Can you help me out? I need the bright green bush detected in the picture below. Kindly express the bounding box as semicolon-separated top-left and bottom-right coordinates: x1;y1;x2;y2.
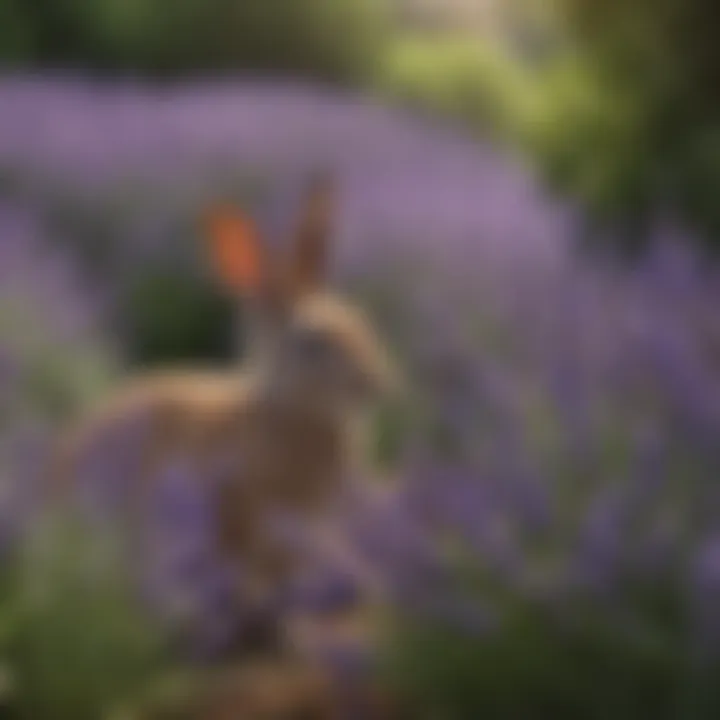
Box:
379;26;720;252
380;36;537;140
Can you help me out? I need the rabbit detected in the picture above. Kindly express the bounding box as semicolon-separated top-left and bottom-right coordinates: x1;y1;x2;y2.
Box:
49;175;401;636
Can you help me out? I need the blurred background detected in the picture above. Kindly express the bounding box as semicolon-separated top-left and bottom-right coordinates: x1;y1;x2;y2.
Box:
3;0;720;717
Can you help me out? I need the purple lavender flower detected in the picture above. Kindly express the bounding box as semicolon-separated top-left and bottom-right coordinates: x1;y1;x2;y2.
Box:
285;564;363;616
5;76;720;693
72;409;152;520
140;458;247;656
569;486;628;594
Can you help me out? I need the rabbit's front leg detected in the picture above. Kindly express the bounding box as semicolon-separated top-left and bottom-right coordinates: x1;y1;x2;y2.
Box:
214;511;300;657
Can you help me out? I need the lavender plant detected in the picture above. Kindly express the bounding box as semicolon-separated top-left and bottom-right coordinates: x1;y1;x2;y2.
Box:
0;201;115;427
361;234;720;719
2;77;720;718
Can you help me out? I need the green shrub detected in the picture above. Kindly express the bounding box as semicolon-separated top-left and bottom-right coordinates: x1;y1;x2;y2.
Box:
125;267;238;367
379;589;694;720
0;517;167;720
379;36;537;140
379;34;685;252
0;209;116;428
1;0;391;84
380;21;720;252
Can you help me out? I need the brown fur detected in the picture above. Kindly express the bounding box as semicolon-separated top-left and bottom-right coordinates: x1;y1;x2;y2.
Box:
52;369;342;579
49;178;400;610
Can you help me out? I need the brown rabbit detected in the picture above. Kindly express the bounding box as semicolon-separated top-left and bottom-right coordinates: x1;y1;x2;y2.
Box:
50;176;400;630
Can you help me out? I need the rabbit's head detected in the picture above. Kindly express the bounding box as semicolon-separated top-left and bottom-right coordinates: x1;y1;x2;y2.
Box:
205;176;400;419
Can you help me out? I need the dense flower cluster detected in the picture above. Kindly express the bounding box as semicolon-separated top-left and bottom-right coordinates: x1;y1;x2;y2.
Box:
2;76;720;716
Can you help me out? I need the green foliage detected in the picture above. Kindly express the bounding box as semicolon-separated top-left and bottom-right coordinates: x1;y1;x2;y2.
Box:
126;268;237;367
379;592;694;720
0;284;115;428
0;0;390;84
0;516;168;720
379;35;655;241
0;0;35;62
382;0;720;252
380;36;537;141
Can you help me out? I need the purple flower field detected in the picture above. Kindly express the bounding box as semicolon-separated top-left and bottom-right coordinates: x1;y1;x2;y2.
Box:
2;76;720;718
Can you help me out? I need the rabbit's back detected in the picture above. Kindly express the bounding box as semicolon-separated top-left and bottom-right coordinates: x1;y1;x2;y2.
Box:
52;368;348;579
107;369;349;508
54;370;252;479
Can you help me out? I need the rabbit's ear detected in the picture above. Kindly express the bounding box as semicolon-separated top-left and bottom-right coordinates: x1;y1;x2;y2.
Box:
204;204;267;295
204;204;295;330
289;173;336;293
